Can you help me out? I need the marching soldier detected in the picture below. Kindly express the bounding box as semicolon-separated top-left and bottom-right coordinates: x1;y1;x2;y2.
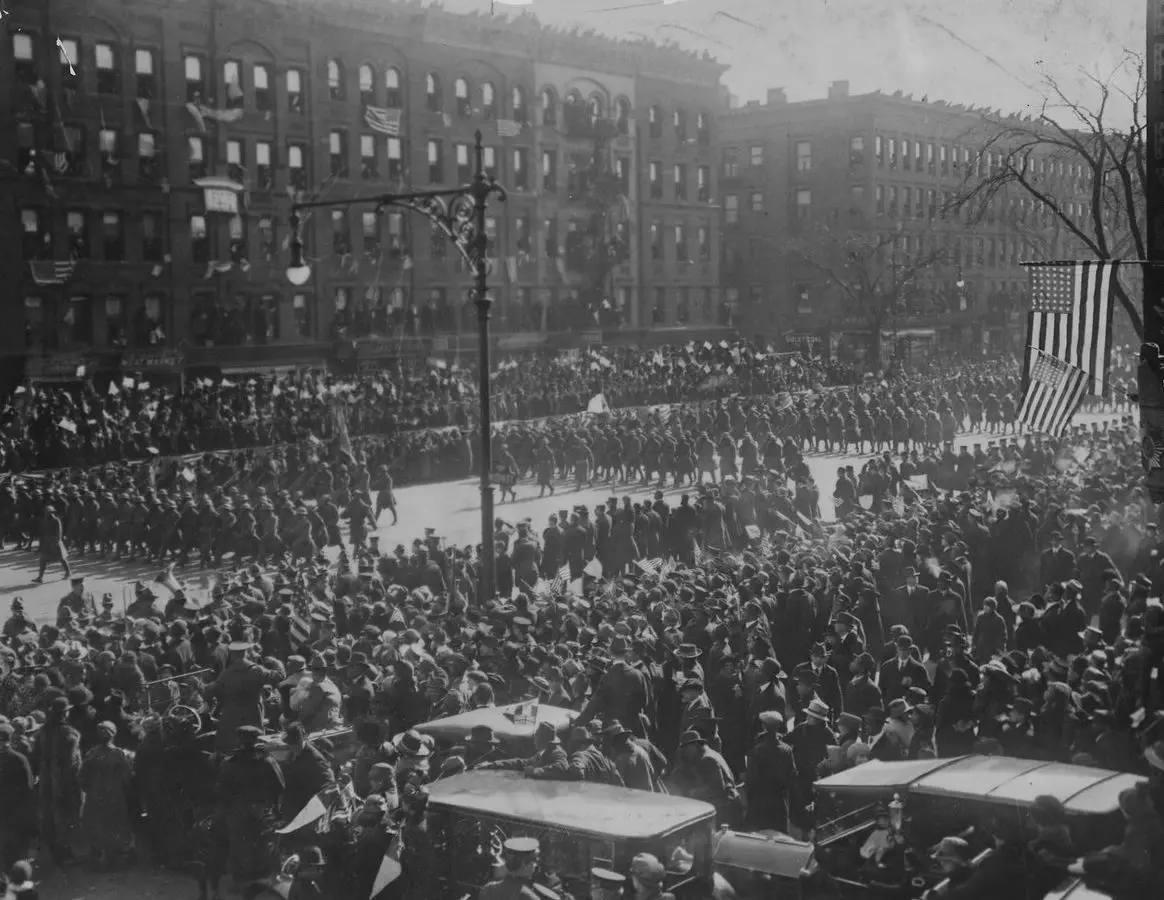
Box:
34;501;71;583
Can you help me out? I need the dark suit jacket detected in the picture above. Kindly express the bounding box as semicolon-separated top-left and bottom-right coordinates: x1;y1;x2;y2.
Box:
878;656;931;703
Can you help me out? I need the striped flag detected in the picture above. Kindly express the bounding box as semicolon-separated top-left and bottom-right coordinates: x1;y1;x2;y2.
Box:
496;118;521;138
29;260;77;285
549;563;570;594
364;105;401;136
1017;350;1088;437
636;557;663;577
1022;261;1118;397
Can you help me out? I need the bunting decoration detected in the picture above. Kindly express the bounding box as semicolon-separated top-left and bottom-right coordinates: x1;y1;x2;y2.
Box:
29;260;77;285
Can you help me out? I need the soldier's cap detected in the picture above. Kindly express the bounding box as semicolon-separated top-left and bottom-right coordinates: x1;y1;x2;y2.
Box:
227;641;251;652
237;725;262;742
70;576;85;585
503;837;540;855
591;868;627;886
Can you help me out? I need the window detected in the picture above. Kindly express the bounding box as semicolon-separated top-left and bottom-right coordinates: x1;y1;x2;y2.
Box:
511;85;528;124
134;49;156;99
58;38;79;87
915;187;924;218
939;144;948;175
454;77;471;117
484;216;497;255
362;210;380;253
888;137;897;170
649;105;662;139
386;213;406;257
190;214;208;262
514;215;530;253
542;149;557;191
257;216;276;260
387;137;402;180
327;59;345;101
255;141;273;189
483;146;497;179
926;142;934;173
649;161;662;199
60;125;85;176
359;64;375;106
543;217;558;258
888;185;898;217
100;212;124;260
253;64;271;111
541;87;557;125
674;164;687;201
287;68;305;114
750;144;764;167
329;130;348;177
901;138;912;171
360;134;378;179
427;139;443;183
849;184;866;211
456;143;471;184
650;220;662;260
188;135;206;179
67;211;88;259
927;188;936;219
750;191;763;213
331;209;351;254
426;73;443;113
674;224;688;261
223;60;243;108
141;212;162;261
513;148;528;190
697;110;710;143
185;55;205;102
13;33;37;85
385;68;402;107
902;187;912;219
875;135;884;167
698;225;711;261
96;130;119;183
673;108;687;141
17;123;36;173
697;165;710;202
95;43;119;94
615;98;631;135
796;284;812;315
795;141;812;172
288;143;307;189
723;148;739;178
795;189;811;224
482;82;496;119
850;136;864;167
725;194;739;225
22;209;49;259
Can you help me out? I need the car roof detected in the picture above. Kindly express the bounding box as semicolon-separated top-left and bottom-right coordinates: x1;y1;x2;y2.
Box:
1044;878;1113;900
415;703;576;744
428;770;716;840
816;755;1145;814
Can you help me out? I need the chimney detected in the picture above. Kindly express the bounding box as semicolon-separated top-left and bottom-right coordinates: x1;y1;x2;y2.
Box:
766;87;787;105
828;80;850;99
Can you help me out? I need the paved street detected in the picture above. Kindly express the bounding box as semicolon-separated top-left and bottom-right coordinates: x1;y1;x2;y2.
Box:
0;408;1129;627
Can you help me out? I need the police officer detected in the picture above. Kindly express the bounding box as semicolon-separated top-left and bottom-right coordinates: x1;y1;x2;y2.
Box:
590;868;627;900
480;837;541;900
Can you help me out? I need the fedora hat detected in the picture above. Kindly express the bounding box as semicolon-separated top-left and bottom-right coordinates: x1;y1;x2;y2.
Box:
393;729;430;758
678;728;708;747
467;725;500;746
674;643;702;659
886;698;912;719
804;699;830;722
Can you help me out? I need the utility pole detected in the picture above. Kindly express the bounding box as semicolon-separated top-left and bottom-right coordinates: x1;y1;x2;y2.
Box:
1143;0;1164;501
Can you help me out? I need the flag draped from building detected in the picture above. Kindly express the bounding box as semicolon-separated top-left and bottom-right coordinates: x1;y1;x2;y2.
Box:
1017;349;1088;437
496;118;521;138
29;261;76;285
364;105;401;136
1021;261;1118;397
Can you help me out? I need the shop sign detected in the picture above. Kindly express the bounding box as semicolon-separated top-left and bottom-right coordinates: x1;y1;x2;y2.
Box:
121;349;185;371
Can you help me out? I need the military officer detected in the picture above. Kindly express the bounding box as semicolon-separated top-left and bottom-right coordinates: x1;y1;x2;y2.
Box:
479;837;542;900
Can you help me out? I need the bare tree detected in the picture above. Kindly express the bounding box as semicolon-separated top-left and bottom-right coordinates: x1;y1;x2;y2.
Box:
790;223;951;362
950;53;1145;337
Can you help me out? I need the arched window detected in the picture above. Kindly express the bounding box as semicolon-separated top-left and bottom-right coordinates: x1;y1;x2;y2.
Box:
649;104;662;138
426;72;442;112
615;98;631;135
358;64;375;105
327;59;345;101
673;107;687;140
481;82;496;120
454;77;471;117
512;86;528;124
587;94;604;124
385;67;402;107
541;87;557;126
696;110;710;142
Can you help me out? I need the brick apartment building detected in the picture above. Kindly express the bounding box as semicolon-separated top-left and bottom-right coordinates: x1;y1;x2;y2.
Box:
0;0;727;380
718;82;1101;360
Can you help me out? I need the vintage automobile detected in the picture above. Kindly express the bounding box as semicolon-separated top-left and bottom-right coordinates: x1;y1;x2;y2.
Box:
415;701;577;757
711;828;815;899
809;755;1147;898
426;770;717;898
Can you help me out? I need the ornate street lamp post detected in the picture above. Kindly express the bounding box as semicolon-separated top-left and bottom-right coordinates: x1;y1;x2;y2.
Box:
286;130;506;602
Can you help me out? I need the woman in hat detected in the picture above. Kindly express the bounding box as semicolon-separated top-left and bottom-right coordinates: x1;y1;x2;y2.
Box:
79;719;135;868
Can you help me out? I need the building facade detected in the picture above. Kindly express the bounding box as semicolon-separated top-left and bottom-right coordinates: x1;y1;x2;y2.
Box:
0;0;726;377
718;83;1098;358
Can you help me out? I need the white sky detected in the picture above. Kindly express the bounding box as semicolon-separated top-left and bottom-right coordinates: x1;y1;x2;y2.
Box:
436;0;1143;119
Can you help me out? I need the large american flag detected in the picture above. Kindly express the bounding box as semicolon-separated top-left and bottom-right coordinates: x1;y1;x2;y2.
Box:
1022;261;1118;397
29;260;77;285
364;105;401;136
1017;349;1089;437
